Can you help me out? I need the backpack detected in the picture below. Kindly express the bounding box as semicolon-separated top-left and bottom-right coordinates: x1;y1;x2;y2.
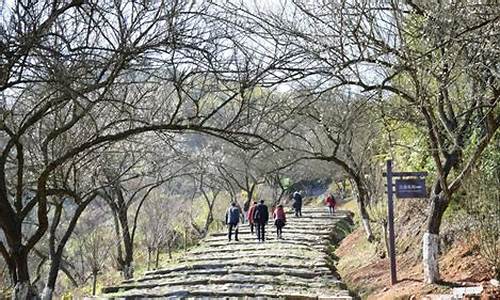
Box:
293;192;302;202
227;207;240;224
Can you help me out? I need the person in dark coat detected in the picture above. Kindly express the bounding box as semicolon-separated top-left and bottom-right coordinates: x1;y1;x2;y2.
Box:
243;200;250;224
292;191;303;217
253;200;269;242
247;201;257;234
273;204;286;239
225;202;240;241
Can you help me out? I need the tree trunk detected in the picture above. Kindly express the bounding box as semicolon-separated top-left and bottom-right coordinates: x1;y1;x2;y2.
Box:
201;191;220;236
382;220;389;258
360;217;373;242
203;211;213;235
111;211;124;270
9;263;16;286
118;209;134;280
167;242;172;260
350;178;374;242
2;224;37;299
183;228;188;252
41;256;62;300
147;248;152;271
12;281;39;300
0;251;17;286
43;196;93;296
12;248;39;300
92;271;98;296
341;179;348;200
244;184;256;211
121;262;134;280
422;192;449;283
156;248;161;269
273;187;286;207
423;232;440;284
40;287;52;300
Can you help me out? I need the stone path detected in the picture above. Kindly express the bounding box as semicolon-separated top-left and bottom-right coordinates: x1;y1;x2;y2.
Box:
100;207;353;299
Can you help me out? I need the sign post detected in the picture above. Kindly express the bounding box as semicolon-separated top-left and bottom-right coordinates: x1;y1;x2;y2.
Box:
386;160;397;285
383;159;427;286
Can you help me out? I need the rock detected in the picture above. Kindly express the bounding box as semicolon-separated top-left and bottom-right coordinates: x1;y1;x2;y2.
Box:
453;286;483;297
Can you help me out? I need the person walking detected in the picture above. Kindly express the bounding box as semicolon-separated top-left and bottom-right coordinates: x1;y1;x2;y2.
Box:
235;201;244;225
242;200;250;224
273;204;286;239
225;202;240;242
292;191;303;217
253;200;269;242
325;192;336;215
247;201;257;234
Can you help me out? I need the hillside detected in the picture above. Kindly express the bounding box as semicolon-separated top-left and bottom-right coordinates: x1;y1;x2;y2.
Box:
335;200;500;299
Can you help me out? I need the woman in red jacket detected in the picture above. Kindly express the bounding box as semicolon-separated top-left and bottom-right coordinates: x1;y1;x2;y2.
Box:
273;204;286;239
325;193;336;215
247;201;257;234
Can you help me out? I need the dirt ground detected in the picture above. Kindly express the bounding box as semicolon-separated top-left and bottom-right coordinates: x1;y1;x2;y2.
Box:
335;202;498;300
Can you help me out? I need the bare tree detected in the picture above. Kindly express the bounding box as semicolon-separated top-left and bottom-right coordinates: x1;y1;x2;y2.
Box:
185;142;234;236
217;148;269;209
77;222;114;296
0;0;289;296
40;187;99;300
139;189;184;270
98;141;190;279
235;0;499;283
301;92;382;241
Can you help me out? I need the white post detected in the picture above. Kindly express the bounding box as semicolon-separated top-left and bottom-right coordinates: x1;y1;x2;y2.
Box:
423;232;440;283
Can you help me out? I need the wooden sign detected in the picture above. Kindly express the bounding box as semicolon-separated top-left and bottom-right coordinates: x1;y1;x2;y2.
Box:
395;178;427;198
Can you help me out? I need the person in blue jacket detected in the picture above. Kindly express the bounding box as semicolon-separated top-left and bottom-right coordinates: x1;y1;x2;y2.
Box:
225;202;240;242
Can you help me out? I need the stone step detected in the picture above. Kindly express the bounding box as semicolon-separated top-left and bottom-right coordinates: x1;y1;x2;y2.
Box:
138;269;281;282
180;253;326;266
197;238;321;247
100;205;353;299
204;238;327;246
144;261;332;277
209;229;333;237
189;244;325;256
110;269;340;292
103;282;351;299
292;208;350;213
285;214;346;219
205;237;329;244
193;245;323;253
179;250;328;263
204;237;328;248
107;272;342;294
224;222;337;229
240;216;341;223
142;264;332;280
237;222;337;227
208;230;330;237
199;244;326;253
237;223;337;231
